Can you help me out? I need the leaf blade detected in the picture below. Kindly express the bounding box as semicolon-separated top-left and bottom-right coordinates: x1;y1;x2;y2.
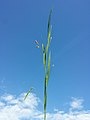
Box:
24;88;33;100
42;43;45;53
46;52;51;87
43;52;46;70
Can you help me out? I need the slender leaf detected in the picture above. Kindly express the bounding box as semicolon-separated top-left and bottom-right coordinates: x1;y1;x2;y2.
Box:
48;26;52;46
45;44;49;54
46;9;52;54
42;43;45;53
43;52;46;70
46;52;51;86
45;73;49;87
47;9;52;37
24;88;33;100
43;8;52;120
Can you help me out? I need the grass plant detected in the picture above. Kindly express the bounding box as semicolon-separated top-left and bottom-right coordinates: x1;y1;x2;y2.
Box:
24;8;53;120
42;8;52;120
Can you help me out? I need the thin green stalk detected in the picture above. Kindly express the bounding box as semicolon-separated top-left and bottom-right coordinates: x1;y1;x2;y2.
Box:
44;77;47;120
24;7;53;120
42;8;52;120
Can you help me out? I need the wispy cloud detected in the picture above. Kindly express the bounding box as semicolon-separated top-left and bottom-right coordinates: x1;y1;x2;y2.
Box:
0;93;90;120
0;93;41;120
0;78;7;93
70;97;84;110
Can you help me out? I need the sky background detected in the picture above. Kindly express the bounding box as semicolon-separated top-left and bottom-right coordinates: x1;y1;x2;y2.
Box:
0;0;90;118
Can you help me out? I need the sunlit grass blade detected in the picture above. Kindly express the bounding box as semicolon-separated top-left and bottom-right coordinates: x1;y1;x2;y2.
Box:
43;8;52;120
47;52;51;86
43;52;46;70
46;29;51;54
47;25;52;47
46;9;52;54
45;73;48;87
42;44;45;53
47;9;52;37
48;52;51;73
24;88;33;100
45;52;51;86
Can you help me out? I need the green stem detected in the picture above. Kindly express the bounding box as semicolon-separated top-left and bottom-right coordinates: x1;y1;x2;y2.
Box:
44;77;47;120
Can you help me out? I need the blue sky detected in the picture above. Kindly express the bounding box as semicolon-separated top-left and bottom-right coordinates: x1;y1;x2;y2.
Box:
0;0;90;119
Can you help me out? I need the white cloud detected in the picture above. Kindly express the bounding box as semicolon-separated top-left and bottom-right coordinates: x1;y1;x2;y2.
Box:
0;93;90;120
70;97;84;110
0;93;42;120
0;78;6;92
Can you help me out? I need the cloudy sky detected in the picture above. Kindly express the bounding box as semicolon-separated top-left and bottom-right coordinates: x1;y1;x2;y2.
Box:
0;0;90;120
